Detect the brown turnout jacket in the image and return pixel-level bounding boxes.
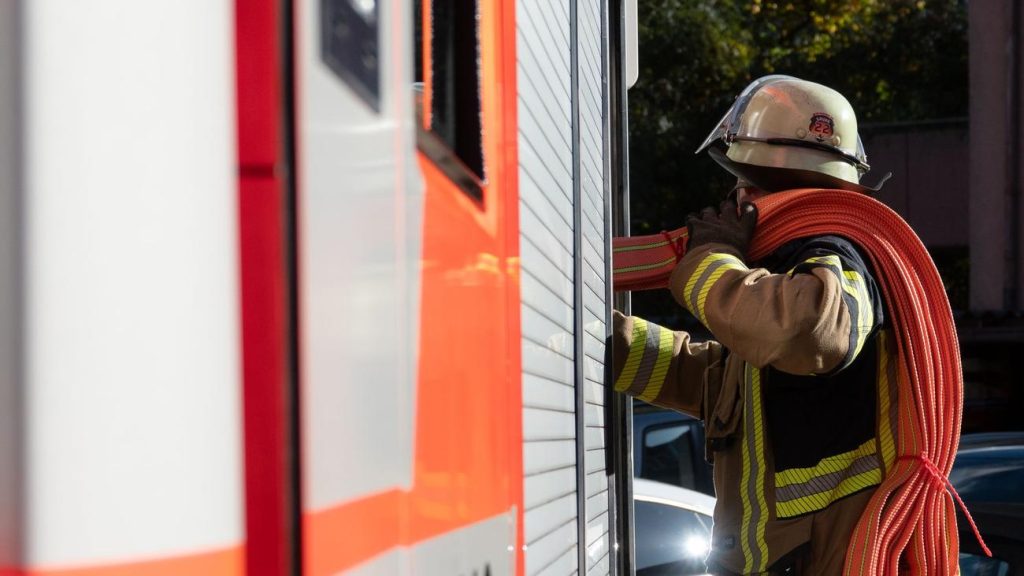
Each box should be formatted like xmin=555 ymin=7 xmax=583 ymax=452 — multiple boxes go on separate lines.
xmin=612 ymin=238 xmax=898 ymax=575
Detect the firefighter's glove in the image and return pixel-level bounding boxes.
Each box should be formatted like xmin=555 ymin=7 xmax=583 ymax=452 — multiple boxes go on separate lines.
xmin=686 ymin=199 xmax=758 ymax=260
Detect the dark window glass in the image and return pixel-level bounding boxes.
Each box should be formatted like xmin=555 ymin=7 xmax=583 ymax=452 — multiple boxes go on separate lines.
xmin=641 ymin=423 xmax=697 ymax=489
xmin=429 ymin=0 xmax=483 ymax=180
xmin=634 ymin=500 xmax=711 ymax=575
xmin=322 ymin=0 xmax=380 ymax=111
xmin=413 ymin=0 xmax=423 ymax=83
xmin=414 ymin=0 xmax=484 ymax=200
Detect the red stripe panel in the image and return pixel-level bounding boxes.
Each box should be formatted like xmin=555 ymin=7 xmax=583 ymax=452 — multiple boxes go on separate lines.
xmin=236 ymin=0 xmax=291 ymax=575
xmin=236 ymin=0 xmax=282 ymax=167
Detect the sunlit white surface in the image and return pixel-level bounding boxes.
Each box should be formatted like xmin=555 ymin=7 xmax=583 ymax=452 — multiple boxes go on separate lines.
xmin=685 ymin=535 xmax=711 ymax=558
xmin=633 ymin=478 xmax=717 ymax=516
xmin=24 ymin=0 xmax=241 ymax=565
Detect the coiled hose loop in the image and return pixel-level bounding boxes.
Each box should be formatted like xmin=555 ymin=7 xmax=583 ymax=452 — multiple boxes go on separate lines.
xmin=612 ymin=189 xmax=990 ymax=575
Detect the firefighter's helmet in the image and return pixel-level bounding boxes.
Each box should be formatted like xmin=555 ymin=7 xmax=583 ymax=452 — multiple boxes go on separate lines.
xmin=696 ymin=75 xmax=890 ymax=194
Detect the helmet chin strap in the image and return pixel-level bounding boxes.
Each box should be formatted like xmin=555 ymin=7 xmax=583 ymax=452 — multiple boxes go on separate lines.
xmin=726 ymin=179 xmax=751 ymax=201
xmin=731 ymin=178 xmax=753 ymax=192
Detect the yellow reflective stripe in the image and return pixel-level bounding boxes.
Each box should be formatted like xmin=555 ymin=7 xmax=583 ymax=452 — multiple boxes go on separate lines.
xmin=775 ymin=467 xmax=882 ymax=518
xmin=685 ymin=253 xmax=746 ymax=325
xmin=613 ymin=236 xmax=677 ymax=253
xmin=772 ymin=435 xmax=883 ymax=517
xmin=842 ymin=269 xmax=873 ymax=360
xmin=751 ymin=368 xmax=769 ymax=567
xmin=946 ymin=509 xmax=959 ymax=574
xmin=877 ymin=331 xmax=897 ymax=472
xmin=795 ymin=254 xmax=842 ymax=276
xmin=793 ymin=254 xmax=874 ymax=366
xmin=803 ymin=255 xmax=841 ymax=265
xmin=901 ymin=371 xmax=920 ymax=454
xmin=740 ymin=365 xmax=769 ymax=573
xmin=740 ymin=376 xmax=754 ymax=572
xmin=615 ymin=256 xmax=678 ymax=274
xmin=637 ymin=326 xmax=674 ymax=402
xmin=683 ymin=255 xmax=720 ymax=310
xmin=696 ymin=261 xmax=739 ymax=324
xmin=613 ymin=318 xmax=647 ymax=392
xmin=775 ymin=437 xmax=877 ymax=487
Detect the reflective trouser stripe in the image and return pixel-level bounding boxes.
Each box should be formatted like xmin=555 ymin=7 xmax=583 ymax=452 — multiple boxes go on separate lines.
xmin=878 ymin=330 xmax=898 ymax=472
xmin=740 ymin=364 xmax=769 ymax=573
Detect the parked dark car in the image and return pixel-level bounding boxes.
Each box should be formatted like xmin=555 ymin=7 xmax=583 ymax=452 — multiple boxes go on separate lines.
xmin=633 ymin=401 xmax=715 ymax=496
xmin=952 ymin=431 xmax=1024 ymax=575
xmin=632 ymin=406 xmax=1024 ymax=575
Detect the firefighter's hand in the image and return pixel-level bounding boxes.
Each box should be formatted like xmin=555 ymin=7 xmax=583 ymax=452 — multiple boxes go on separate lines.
xmin=686 ymin=199 xmax=758 ymax=259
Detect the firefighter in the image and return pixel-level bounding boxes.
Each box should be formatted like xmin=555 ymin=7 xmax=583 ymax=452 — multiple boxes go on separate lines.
xmin=612 ymin=76 xmax=894 ymax=575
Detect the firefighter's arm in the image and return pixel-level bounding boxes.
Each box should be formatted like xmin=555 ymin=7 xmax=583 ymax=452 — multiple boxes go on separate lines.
xmin=669 ymin=241 xmax=879 ymax=375
xmin=608 ymin=310 xmax=724 ymax=418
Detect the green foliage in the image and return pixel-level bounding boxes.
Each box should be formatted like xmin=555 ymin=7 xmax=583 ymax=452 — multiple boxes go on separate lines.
xmin=627 ymin=0 xmax=968 ymax=233
xmin=626 ymin=0 xmax=968 ymax=320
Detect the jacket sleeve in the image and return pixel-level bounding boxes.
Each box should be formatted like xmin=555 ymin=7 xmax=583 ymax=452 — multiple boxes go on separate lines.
xmin=668 ymin=238 xmax=882 ymax=376
xmin=609 ymin=310 xmax=724 ymax=419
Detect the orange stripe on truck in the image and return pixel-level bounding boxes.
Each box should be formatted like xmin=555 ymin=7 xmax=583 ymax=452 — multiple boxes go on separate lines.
xmin=303 ymin=489 xmax=405 ymax=575
xmin=3 ymin=546 xmax=242 ymax=576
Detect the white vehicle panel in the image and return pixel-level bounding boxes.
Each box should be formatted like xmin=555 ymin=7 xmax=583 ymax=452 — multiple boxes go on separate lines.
xmin=523 ymin=439 xmax=577 ymax=476
xmin=525 ymin=522 xmax=577 ymax=575
xmin=525 ymin=467 xmax=580 ymax=510
xmin=24 ymin=0 xmax=241 ymax=564
xmin=295 ymin=0 xmax=422 ymax=509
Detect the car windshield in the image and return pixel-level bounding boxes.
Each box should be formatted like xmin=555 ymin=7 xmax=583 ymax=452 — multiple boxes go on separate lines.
xmin=950 ymin=446 xmax=1024 ymax=504
xmin=634 ymin=499 xmax=712 ymax=575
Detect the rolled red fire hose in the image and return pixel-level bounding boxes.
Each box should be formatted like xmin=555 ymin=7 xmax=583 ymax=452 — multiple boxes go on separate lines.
xmin=612 ymin=189 xmax=989 ymax=575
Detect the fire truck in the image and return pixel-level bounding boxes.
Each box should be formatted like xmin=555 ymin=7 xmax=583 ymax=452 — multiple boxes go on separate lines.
xmin=0 ymin=0 xmax=640 ymax=574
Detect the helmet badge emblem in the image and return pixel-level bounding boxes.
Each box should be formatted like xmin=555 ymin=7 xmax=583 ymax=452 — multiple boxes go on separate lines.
xmin=808 ymin=113 xmax=835 ymax=143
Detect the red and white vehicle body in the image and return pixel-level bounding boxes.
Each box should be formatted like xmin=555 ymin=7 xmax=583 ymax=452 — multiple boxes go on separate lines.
xmin=0 ymin=1 xmax=637 ymax=574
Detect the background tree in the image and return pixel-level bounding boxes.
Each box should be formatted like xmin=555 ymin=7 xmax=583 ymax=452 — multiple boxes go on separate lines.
xmin=628 ymin=0 xmax=968 ymax=322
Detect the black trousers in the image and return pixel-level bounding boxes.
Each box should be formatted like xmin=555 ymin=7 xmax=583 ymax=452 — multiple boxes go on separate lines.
xmin=707 ymin=545 xmax=806 ymax=576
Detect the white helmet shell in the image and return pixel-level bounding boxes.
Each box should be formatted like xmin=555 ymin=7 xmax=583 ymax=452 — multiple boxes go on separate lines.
xmin=698 ymin=76 xmax=889 ymax=194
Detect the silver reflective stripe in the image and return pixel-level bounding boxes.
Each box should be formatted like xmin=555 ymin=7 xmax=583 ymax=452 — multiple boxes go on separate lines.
xmin=627 ymin=322 xmax=662 ymax=396
xmin=774 ymin=453 xmax=880 ymax=503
